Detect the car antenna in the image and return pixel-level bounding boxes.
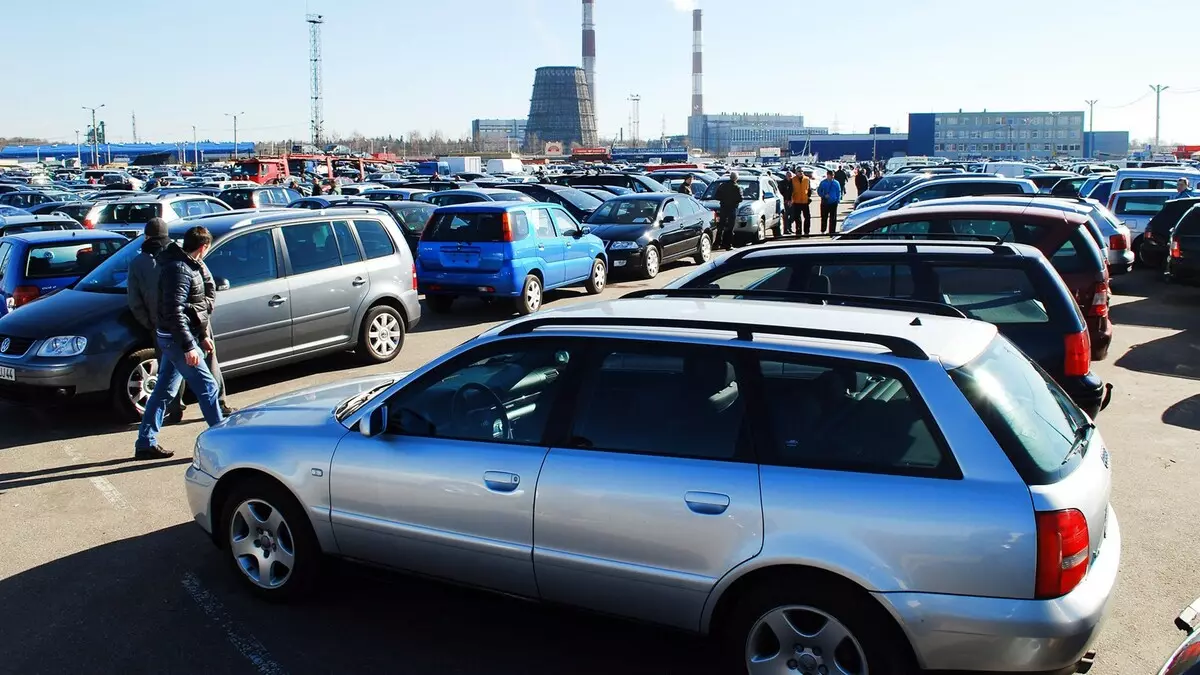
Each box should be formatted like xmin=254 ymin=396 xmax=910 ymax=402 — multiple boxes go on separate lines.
xmin=910 ymin=317 xmax=922 ymax=326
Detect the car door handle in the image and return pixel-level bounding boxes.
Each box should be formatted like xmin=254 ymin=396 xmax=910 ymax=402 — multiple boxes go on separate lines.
xmin=537 ymin=244 xmax=546 ymax=250
xmin=483 ymin=471 xmax=520 ymax=493
xmin=352 ymin=277 xmax=366 ymax=287
xmin=684 ymin=491 xmax=730 ymax=515
xmin=268 ymin=295 xmax=287 ymax=307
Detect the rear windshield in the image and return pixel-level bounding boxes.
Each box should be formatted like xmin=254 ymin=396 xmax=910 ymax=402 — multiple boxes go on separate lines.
xmin=219 ymin=190 xmax=254 ymax=210
xmin=587 ymin=199 xmax=661 ymax=225
xmin=424 ymin=212 xmax=512 ymax=242
xmin=1115 ymin=194 xmax=1171 ymax=216
xmin=949 ymin=336 xmax=1090 ymax=484
xmin=871 ymin=175 xmax=919 ymax=191
xmin=391 ymin=204 xmax=435 ymax=233
xmin=98 ymin=203 xmax=161 ymax=224
xmin=25 ymin=239 xmax=125 ymax=278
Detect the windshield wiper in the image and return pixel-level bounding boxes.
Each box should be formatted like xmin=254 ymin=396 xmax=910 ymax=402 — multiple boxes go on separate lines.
xmin=334 ymin=381 xmax=394 ymax=420
xmin=1061 ymin=420 xmax=1096 ymax=466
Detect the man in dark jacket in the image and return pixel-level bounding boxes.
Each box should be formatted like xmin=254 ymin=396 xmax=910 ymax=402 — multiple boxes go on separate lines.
xmin=678 ymin=174 xmax=695 ymax=196
xmin=834 ymin=166 xmax=849 ymax=195
xmin=778 ymin=171 xmax=795 ymax=235
xmin=714 ymin=173 xmax=744 ymax=251
xmin=854 ymin=167 xmax=870 ymax=200
xmin=133 ymin=226 xmax=224 ymax=459
xmin=127 ymin=218 xmax=187 ymax=422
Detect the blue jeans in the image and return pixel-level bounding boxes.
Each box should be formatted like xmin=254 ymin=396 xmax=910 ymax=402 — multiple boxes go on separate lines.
xmin=135 ymin=335 xmax=224 ymax=451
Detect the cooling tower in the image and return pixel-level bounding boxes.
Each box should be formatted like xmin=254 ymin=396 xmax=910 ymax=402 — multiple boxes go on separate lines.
xmin=525 ymin=66 xmax=599 ymax=150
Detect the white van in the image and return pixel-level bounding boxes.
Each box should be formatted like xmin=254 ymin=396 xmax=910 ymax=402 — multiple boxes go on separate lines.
xmin=1110 ymin=167 xmax=1200 ymax=195
xmin=979 ymin=162 xmax=1042 ymax=179
xmin=885 ymin=156 xmax=935 ymax=173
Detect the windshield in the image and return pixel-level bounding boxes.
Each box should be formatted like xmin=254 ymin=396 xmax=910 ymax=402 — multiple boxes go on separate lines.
xmin=872 ymin=175 xmax=919 ymax=191
xmin=219 ymin=190 xmax=254 ymax=210
xmin=391 ymin=204 xmax=435 ymax=232
xmin=949 ymin=336 xmax=1089 ymax=485
xmin=586 ymin=199 xmax=661 ymax=225
xmin=73 ymin=234 xmax=152 ymax=292
xmin=98 ymin=202 xmax=161 ymax=224
xmin=555 ymin=187 xmax=603 ymax=212
xmin=700 ymin=180 xmax=759 ymax=200
xmin=25 ymin=239 xmax=126 ymax=278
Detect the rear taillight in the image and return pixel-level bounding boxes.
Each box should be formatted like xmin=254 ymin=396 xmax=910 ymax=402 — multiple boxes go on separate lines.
xmin=500 ymin=212 xmax=514 ymax=242
xmin=1106 ymin=194 xmax=1116 ymax=211
xmin=411 ymin=263 xmax=418 ymax=289
xmin=82 ymin=216 xmax=95 ymax=229
xmin=1171 ymin=238 xmax=1182 ymax=259
xmin=1035 ymin=509 xmax=1090 ymax=599
xmin=1108 ymin=233 xmax=1127 ymax=251
xmin=1081 ymin=280 xmax=1110 ymax=318
xmin=13 ymin=285 xmax=40 ymax=307
xmin=1064 ymin=330 xmax=1091 ymax=377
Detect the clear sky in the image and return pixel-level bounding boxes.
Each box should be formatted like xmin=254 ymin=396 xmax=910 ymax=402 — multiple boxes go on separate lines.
xmin=4 ymin=0 xmax=1200 ymax=146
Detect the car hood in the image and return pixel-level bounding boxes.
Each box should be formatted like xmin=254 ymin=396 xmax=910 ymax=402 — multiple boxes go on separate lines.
xmin=0 ymin=288 xmax=125 ymax=339
xmin=585 ymin=224 xmax=652 ymax=240
xmin=700 ymin=199 xmax=754 ymax=210
xmin=856 ymin=189 xmax=891 ymax=203
xmin=222 ymin=373 xmax=406 ymax=431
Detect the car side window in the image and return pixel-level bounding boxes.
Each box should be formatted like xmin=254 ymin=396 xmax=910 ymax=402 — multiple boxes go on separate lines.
xmin=662 ymin=201 xmax=681 ymax=219
xmin=817 ymin=263 xmax=915 ymax=297
xmin=903 ymin=185 xmax=947 ymax=205
xmin=755 ymin=354 xmax=954 ymax=477
xmin=1049 ymin=231 xmax=1086 ymax=274
xmin=549 ymin=208 xmax=580 ymax=236
xmin=0 ymin=242 xmax=12 ymax=272
xmin=875 ymin=220 xmax=931 ymax=235
xmin=332 ymin=220 xmax=362 ymax=263
xmin=570 ymin=343 xmax=747 ymax=461
xmin=353 ymin=219 xmax=397 ymax=259
xmin=169 ymin=201 xmax=188 ymax=218
xmin=183 ymin=200 xmax=210 ymax=217
xmin=530 ymin=208 xmax=556 ymax=238
xmin=385 ymin=342 xmax=579 ymax=445
xmin=763 ymin=181 xmax=776 ymax=199
xmin=702 ymin=265 xmax=794 ymax=292
xmin=282 ymin=221 xmax=343 ymax=274
xmin=204 ymin=229 xmax=279 ymax=288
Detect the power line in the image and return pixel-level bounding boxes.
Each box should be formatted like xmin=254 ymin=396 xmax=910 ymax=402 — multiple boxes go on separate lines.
xmin=1100 ymin=91 xmax=1152 ymax=109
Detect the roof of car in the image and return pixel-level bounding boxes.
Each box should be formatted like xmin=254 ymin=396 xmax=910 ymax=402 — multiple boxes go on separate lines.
xmin=906 ymin=195 xmax=1096 ymax=214
xmin=0 ymin=214 xmax=76 ymax=226
xmin=1 ymin=228 xmax=126 ymax=244
xmin=429 ymin=202 xmax=560 ymax=213
xmin=871 ymin=202 xmax=1090 ymax=225
xmin=716 ymin=239 xmax=1044 ymax=261
xmin=434 ymin=188 xmax=528 ymax=197
xmin=600 ymin=193 xmax=680 ymax=203
xmin=1107 ymin=188 xmax=1178 ymax=196
xmin=484 ymin=297 xmax=997 ymax=369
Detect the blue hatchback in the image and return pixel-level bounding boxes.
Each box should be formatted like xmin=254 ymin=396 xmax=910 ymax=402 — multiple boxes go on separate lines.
xmin=0 ymin=229 xmax=127 ymax=316
xmin=417 ymin=202 xmax=608 ymax=314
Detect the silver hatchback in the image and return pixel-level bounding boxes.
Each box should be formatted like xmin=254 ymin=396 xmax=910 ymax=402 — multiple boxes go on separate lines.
xmin=186 ymin=296 xmax=1119 ymax=674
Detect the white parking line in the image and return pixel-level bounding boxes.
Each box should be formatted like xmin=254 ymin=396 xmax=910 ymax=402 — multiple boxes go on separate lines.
xmin=181 ymin=572 xmax=287 ymax=675
xmin=62 ymin=444 xmax=133 ymax=511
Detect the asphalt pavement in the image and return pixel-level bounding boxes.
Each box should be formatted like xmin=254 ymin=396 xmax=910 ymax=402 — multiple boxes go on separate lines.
xmin=1 ymin=193 xmax=1198 ymax=674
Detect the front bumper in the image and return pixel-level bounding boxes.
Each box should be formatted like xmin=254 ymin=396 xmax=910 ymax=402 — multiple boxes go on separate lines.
xmin=184 ymin=463 xmax=218 ymax=536
xmin=606 ymin=245 xmax=647 ymax=271
xmin=878 ymin=505 xmax=1120 ymax=673
xmin=0 ymin=348 xmax=121 ymax=404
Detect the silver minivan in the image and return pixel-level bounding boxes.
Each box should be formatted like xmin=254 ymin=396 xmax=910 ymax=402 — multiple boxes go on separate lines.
xmin=0 ymin=208 xmax=420 ymax=419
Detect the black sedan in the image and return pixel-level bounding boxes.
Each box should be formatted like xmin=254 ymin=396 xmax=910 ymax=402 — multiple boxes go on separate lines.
xmin=499 ymin=183 xmax=605 ymax=222
xmin=582 ymin=194 xmax=713 ymax=279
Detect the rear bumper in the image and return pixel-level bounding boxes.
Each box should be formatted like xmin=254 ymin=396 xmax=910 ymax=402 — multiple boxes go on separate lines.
xmin=1085 ymin=316 xmax=1112 ymax=361
xmin=418 ymin=268 xmax=522 ymax=297
xmin=1166 ymin=256 xmax=1200 ymax=282
xmin=1107 ymin=250 xmax=1134 ymax=275
xmin=878 ymin=505 xmax=1120 ymax=673
xmin=1140 ymin=239 xmax=1168 ymax=268
xmin=1060 ymin=372 xmax=1111 ymax=419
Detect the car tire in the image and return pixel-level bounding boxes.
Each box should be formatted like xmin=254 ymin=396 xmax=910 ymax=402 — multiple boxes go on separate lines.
xmin=722 ymin=576 xmax=915 ymax=675
xmin=1132 ymin=235 xmax=1144 ymax=265
xmin=427 ymin=294 xmax=455 ymax=314
xmin=357 ymin=305 xmax=405 ymax=364
xmin=219 ymin=477 xmax=320 ymax=602
xmin=585 ymin=258 xmax=607 ymax=294
xmin=516 ymin=274 xmax=543 ymax=315
xmin=641 ymin=245 xmax=661 ymax=279
xmin=111 ymin=347 xmax=159 ymax=422
xmin=755 ymin=217 xmax=767 ymax=244
xmin=694 ymin=232 xmax=713 ymax=264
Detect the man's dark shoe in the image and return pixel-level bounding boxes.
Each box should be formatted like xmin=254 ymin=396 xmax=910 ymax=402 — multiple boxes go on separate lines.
xmin=134 ymin=446 xmax=175 ymax=460
xmin=220 ymin=404 xmax=238 ymax=416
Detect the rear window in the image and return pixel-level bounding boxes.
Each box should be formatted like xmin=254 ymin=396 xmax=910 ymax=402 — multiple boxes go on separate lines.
xmin=423 ymin=212 xmax=512 ymax=242
xmin=25 ymin=239 xmax=124 ymax=278
xmin=219 ymin=190 xmax=254 ymax=210
xmin=391 ymin=205 xmax=435 ymax=233
xmin=930 ymin=266 xmax=1049 ymax=324
xmin=1115 ymin=195 xmax=1170 ymax=216
xmin=950 ymin=336 xmax=1090 ymax=485
xmin=98 ymin=203 xmax=161 ymax=224
xmin=352 ymin=219 xmax=397 ymax=259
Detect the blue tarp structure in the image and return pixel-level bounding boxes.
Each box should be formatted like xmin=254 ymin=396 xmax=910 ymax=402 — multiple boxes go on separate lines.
xmin=0 ymin=141 xmax=256 ymax=162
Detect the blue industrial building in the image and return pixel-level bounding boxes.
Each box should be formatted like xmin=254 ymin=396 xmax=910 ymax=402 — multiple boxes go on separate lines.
xmin=1083 ymin=131 xmax=1130 ymax=159
xmin=0 ymin=141 xmax=255 ymax=164
xmin=788 ymin=132 xmax=911 ymax=162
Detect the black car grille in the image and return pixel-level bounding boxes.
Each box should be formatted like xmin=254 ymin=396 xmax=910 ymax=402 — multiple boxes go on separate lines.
xmin=0 ymin=336 xmax=35 ymax=357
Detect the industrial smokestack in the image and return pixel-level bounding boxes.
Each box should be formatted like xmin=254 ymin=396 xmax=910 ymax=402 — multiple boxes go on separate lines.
xmin=582 ymin=0 xmax=596 ymax=115
xmin=691 ymin=9 xmax=703 ymax=116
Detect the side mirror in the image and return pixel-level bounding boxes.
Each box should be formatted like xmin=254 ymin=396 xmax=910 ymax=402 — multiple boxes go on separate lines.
xmin=359 ymin=404 xmax=389 ymax=438
xmin=579 ymin=225 xmax=592 ymax=236
xmin=215 ymin=277 xmax=231 ymax=291
xmin=572 ymin=228 xmax=585 ymax=238
xmin=661 ymin=215 xmax=676 ymax=224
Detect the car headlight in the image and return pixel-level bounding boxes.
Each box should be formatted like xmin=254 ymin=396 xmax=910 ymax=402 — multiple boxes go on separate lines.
xmin=610 ymin=240 xmax=641 ymax=250
xmin=738 ymin=205 xmax=754 ymax=214
xmin=37 ymin=336 xmax=88 ymax=357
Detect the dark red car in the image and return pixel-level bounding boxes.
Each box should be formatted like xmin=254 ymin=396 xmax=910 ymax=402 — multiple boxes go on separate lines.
xmin=839 ymin=203 xmax=1113 ymax=360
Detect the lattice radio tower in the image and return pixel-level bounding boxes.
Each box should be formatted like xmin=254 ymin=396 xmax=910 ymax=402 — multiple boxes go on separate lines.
xmin=307 ymin=14 xmax=325 ymax=149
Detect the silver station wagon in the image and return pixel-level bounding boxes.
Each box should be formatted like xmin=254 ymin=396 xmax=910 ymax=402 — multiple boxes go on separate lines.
xmin=185 ymin=293 xmax=1120 ymax=675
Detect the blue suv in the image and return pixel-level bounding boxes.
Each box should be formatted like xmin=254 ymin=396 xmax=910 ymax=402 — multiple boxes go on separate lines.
xmin=0 ymin=229 xmax=127 ymax=316
xmin=417 ymin=202 xmax=608 ymax=314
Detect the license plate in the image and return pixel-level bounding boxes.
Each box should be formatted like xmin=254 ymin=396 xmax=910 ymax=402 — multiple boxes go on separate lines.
xmin=0 ymin=366 xmax=13 ymax=381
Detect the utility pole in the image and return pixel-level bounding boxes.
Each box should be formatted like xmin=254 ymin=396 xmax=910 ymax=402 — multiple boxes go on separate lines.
xmin=82 ymin=104 xmax=104 ymax=167
xmin=1149 ymin=85 xmax=1169 ymax=152
xmin=74 ymin=130 xmax=81 ymax=165
xmin=872 ymin=124 xmax=878 ymax=162
xmin=1084 ymin=100 xmax=1098 ymax=158
xmin=307 ymin=14 xmax=325 ymax=149
xmin=226 ymin=111 xmax=245 ymax=160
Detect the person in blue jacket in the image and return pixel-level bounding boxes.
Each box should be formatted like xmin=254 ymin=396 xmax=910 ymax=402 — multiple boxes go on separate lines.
xmin=817 ymin=172 xmax=843 ymax=234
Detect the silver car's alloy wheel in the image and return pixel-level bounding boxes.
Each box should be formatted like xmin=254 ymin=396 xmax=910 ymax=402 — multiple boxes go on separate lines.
xmin=746 ymin=605 xmax=867 ymax=675
xmin=229 ymin=499 xmax=296 ymax=589
xmin=757 ymin=217 xmax=767 ymax=242
xmin=591 ymin=259 xmax=606 ymax=291
xmin=525 ymin=277 xmax=542 ymax=312
xmin=699 ymin=233 xmax=712 ymax=261
xmin=367 ymin=312 xmax=402 ymax=357
xmin=645 ymin=246 xmax=660 ymax=277
xmin=127 ymin=357 xmax=158 ymax=415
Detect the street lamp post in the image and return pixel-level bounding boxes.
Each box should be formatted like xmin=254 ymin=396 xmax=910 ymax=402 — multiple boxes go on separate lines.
xmin=225 ymin=111 xmax=245 ymax=160
xmin=74 ymin=130 xmax=81 ymax=165
xmin=81 ymin=104 xmax=105 ymax=167
xmin=192 ymin=125 xmax=198 ymax=168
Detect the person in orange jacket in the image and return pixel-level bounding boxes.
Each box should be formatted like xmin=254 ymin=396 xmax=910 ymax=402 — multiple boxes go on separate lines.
xmin=790 ymin=171 xmax=812 ymax=237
